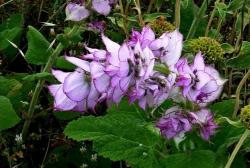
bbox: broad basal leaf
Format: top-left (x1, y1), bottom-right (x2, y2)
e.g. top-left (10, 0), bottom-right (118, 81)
top-left (64, 113), bottom-right (164, 168)
top-left (0, 96), bottom-right (20, 132)
top-left (165, 150), bottom-right (216, 168)
top-left (25, 26), bottom-right (52, 65)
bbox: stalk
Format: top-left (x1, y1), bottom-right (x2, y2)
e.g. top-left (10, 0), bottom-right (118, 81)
top-left (134, 0), bottom-right (144, 27)
top-left (205, 0), bottom-right (218, 36)
top-left (119, 0), bottom-right (129, 39)
top-left (175, 0), bottom-right (181, 28)
top-left (232, 69), bottom-right (250, 119)
top-left (186, 0), bottom-right (211, 40)
top-left (225, 130), bottom-right (250, 168)
top-left (232, 0), bottom-right (247, 119)
top-left (147, 0), bottom-right (155, 13)
top-left (21, 26), bottom-right (79, 142)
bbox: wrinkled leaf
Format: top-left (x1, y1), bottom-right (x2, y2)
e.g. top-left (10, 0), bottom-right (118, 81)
top-left (227, 41), bottom-right (250, 68)
top-left (0, 96), bottom-right (20, 132)
top-left (25, 26), bottom-right (52, 65)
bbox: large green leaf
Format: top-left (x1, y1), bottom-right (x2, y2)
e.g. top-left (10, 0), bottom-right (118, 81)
top-left (226, 41), bottom-right (250, 68)
top-left (0, 76), bottom-right (22, 96)
top-left (0, 14), bottom-right (23, 31)
top-left (64, 113), bottom-right (164, 168)
top-left (0, 27), bottom-right (22, 50)
top-left (0, 14), bottom-right (23, 59)
top-left (0, 96), bottom-right (20, 132)
top-left (209, 99), bottom-right (236, 117)
top-left (25, 26), bottom-right (52, 65)
top-left (165, 150), bottom-right (216, 168)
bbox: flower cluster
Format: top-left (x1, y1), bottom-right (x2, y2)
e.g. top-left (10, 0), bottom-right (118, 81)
top-left (66, 0), bottom-right (116, 21)
top-left (48, 24), bottom-right (225, 140)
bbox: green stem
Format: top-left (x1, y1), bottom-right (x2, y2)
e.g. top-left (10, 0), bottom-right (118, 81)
top-left (147, 0), bottom-right (155, 13)
top-left (119, 0), bottom-right (129, 39)
top-left (225, 130), bottom-right (250, 168)
top-left (21, 25), bottom-right (79, 143)
top-left (134, 0), bottom-right (144, 27)
top-left (175, 0), bottom-right (181, 28)
top-left (205, 0), bottom-right (218, 36)
top-left (232, 69), bottom-right (250, 119)
top-left (186, 0), bottom-right (211, 40)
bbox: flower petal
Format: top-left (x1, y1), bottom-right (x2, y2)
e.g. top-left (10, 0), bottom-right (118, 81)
top-left (54, 85), bottom-right (77, 111)
top-left (92, 0), bottom-right (111, 16)
top-left (63, 70), bottom-right (89, 101)
top-left (51, 69), bottom-right (70, 83)
top-left (65, 56), bottom-right (90, 72)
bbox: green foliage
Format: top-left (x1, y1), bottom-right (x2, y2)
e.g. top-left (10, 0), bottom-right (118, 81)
top-left (209, 99), bottom-right (236, 117)
top-left (221, 43), bottom-right (235, 54)
top-left (143, 13), bottom-right (170, 23)
top-left (56, 27), bottom-right (82, 48)
top-left (22, 72), bottom-right (53, 81)
top-left (54, 57), bottom-right (76, 71)
top-left (180, 0), bottom-right (208, 38)
top-left (227, 41), bottom-right (250, 68)
top-left (25, 26), bottom-right (52, 65)
top-left (0, 96), bottom-right (20, 132)
top-left (0, 14), bottom-right (23, 59)
top-left (165, 150), bottom-right (216, 168)
top-left (227, 0), bottom-right (244, 11)
top-left (64, 111), bottom-right (164, 168)
top-left (54, 111), bottom-right (81, 121)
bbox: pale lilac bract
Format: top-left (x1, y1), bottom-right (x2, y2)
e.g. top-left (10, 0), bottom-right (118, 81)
top-left (65, 3), bottom-right (89, 21)
top-left (92, 0), bottom-right (111, 16)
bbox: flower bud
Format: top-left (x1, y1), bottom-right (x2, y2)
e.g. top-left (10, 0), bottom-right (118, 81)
top-left (184, 37), bottom-right (224, 64)
top-left (148, 16), bottom-right (175, 37)
top-left (240, 105), bottom-right (250, 129)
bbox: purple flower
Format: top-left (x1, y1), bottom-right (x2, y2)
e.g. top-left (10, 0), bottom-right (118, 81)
top-left (189, 109), bottom-right (218, 140)
top-left (48, 70), bottom-right (77, 111)
top-left (92, 0), bottom-right (111, 16)
top-left (156, 107), bottom-right (192, 139)
top-left (48, 55), bottom-right (112, 112)
top-left (65, 3), bottom-right (89, 21)
top-left (176, 52), bottom-right (226, 106)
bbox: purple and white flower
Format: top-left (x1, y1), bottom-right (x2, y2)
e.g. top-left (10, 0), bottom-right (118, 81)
top-left (176, 52), bottom-right (226, 107)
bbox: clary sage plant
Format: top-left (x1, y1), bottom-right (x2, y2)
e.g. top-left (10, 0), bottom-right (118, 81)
top-left (1, 0), bottom-right (250, 168)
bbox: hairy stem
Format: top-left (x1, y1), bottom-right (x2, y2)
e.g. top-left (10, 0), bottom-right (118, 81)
top-left (175, 0), bottom-right (181, 28)
top-left (232, 69), bottom-right (250, 119)
top-left (225, 130), bottom-right (250, 168)
top-left (186, 0), bottom-right (211, 40)
top-left (147, 0), bottom-right (155, 13)
top-left (205, 0), bottom-right (218, 36)
top-left (134, 0), bottom-right (144, 27)
top-left (119, 0), bottom-right (129, 39)
top-left (21, 26), bottom-right (79, 142)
